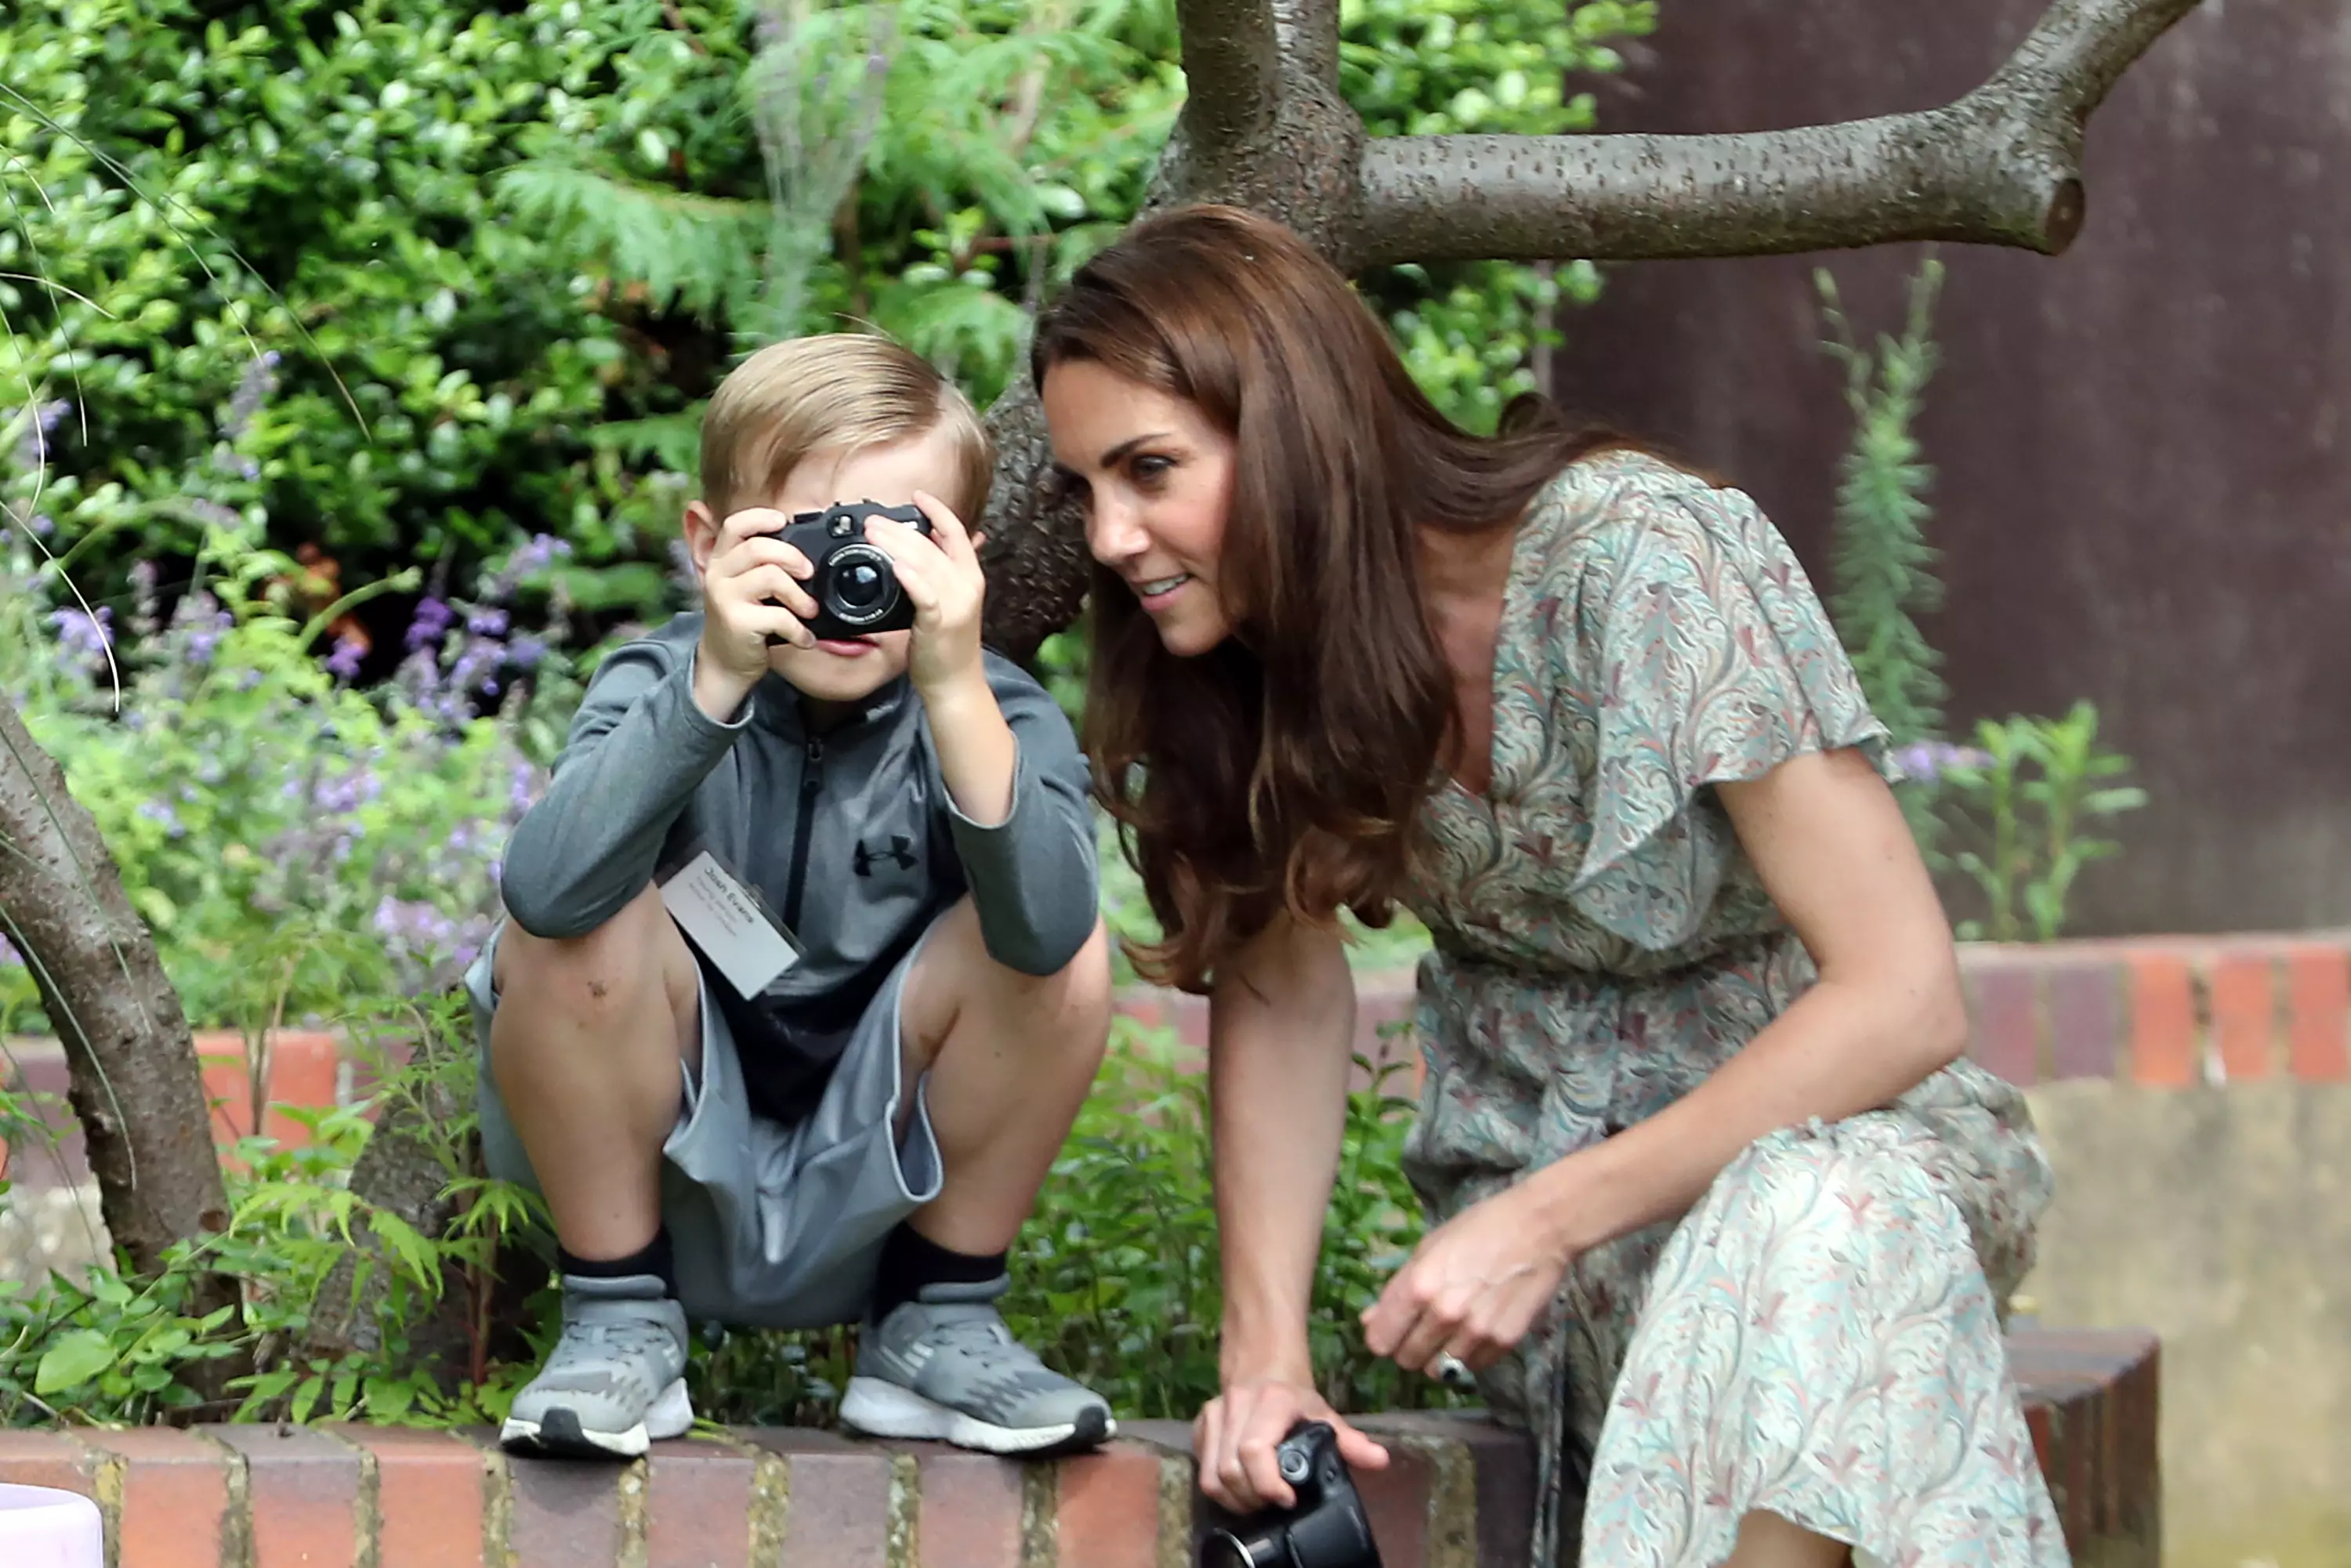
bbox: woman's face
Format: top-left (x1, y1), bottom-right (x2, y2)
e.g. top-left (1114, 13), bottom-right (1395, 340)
top-left (1041, 358), bottom-right (1237, 657)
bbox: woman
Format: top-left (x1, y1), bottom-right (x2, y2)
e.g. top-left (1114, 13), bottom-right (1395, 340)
top-left (1033, 204), bottom-right (2063, 1568)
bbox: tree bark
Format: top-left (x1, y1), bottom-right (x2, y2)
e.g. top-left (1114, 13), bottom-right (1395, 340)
top-left (0, 695), bottom-right (241, 1338)
top-left (299, 1041), bottom-right (537, 1384)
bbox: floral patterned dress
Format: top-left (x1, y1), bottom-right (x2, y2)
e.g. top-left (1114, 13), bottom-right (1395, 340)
top-left (1397, 451), bottom-right (2067, 1567)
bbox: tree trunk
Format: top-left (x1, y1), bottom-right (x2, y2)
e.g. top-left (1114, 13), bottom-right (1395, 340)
top-left (0, 693), bottom-right (244, 1392)
top-left (300, 1039), bottom-right (537, 1385)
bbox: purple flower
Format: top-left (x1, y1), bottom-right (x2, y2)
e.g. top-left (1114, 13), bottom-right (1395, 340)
top-left (325, 634), bottom-right (366, 683)
top-left (49, 605), bottom-right (113, 661)
top-left (9, 400), bottom-right (67, 478)
top-left (1895, 741), bottom-right (1997, 784)
top-left (406, 596), bottom-right (454, 654)
top-left (508, 635), bottom-right (548, 670)
top-left (466, 607), bottom-right (509, 638)
top-left (138, 799), bottom-right (186, 838)
top-left (220, 352), bottom-right (281, 444)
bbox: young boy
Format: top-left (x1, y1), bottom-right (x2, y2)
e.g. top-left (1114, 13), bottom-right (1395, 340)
top-left (467, 335), bottom-right (1114, 1460)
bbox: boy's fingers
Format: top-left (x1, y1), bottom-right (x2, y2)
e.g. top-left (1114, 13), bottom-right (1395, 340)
top-left (741, 604), bottom-right (813, 648)
top-left (909, 491), bottom-right (977, 564)
top-left (735, 564), bottom-right (820, 620)
top-left (723, 535), bottom-right (813, 580)
top-left (718, 507), bottom-right (792, 555)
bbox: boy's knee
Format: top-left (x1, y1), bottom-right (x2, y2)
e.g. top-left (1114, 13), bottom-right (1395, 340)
top-left (493, 885), bottom-right (684, 1034)
top-left (1023, 918), bottom-right (1114, 1045)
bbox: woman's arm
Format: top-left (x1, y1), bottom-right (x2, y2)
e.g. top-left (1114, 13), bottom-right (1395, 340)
top-left (1197, 912), bottom-right (1392, 1510)
top-left (1549, 745), bottom-right (1966, 1248)
top-left (1364, 746), bottom-right (1967, 1374)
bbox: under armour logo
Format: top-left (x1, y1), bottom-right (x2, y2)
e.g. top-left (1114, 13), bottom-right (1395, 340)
top-left (853, 835), bottom-right (917, 877)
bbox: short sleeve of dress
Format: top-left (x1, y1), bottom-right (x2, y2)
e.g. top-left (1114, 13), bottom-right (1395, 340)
top-left (1557, 471), bottom-right (1898, 949)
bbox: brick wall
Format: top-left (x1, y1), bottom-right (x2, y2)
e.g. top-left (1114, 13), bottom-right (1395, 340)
top-left (0, 1328), bottom-right (2155, 1568)
top-left (8, 933), bottom-right (2347, 1193)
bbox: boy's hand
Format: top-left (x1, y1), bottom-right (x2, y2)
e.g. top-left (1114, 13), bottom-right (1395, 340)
top-left (865, 491), bottom-right (987, 699)
top-left (696, 508), bottom-right (821, 715)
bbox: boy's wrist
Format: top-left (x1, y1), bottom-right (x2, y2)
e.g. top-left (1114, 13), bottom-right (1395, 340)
top-left (690, 636), bottom-right (759, 722)
top-left (913, 661), bottom-right (994, 719)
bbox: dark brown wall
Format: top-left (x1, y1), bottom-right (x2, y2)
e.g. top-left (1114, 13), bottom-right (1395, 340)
top-left (1547, 0), bottom-right (2351, 935)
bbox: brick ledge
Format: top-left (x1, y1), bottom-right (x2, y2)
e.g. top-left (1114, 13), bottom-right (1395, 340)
top-left (0, 1328), bottom-right (2157, 1568)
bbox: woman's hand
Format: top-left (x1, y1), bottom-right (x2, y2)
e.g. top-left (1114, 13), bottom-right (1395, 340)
top-left (1361, 1178), bottom-right (1578, 1375)
top-left (1196, 1372), bottom-right (1389, 1515)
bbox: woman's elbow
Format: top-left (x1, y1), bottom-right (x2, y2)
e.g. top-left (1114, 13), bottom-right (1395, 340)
top-left (1909, 962), bottom-right (1971, 1072)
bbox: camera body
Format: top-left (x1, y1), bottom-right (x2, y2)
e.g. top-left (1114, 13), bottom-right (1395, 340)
top-left (1201, 1422), bottom-right (1383, 1568)
top-left (760, 498), bottom-right (931, 644)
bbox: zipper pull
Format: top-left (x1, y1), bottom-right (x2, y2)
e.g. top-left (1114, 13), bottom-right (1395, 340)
top-left (804, 735), bottom-right (824, 783)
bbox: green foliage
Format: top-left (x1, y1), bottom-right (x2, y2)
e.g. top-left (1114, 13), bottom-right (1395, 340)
top-left (1932, 704), bottom-right (2148, 944)
top-left (2, 0), bottom-right (1654, 650)
top-left (0, 0), bottom-right (705, 625)
top-left (1818, 257), bottom-right (1947, 751)
top-left (0, 993), bottom-right (549, 1428)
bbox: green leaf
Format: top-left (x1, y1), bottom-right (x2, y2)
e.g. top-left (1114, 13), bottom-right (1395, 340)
top-left (36, 1329), bottom-right (120, 1394)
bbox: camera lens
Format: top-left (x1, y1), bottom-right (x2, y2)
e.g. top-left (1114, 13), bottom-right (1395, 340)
top-left (1201, 1528), bottom-right (1277, 1568)
top-left (822, 543), bottom-right (897, 625)
top-left (837, 560), bottom-right (886, 610)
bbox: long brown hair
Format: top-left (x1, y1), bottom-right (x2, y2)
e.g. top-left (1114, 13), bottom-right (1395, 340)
top-left (1031, 204), bottom-right (1634, 993)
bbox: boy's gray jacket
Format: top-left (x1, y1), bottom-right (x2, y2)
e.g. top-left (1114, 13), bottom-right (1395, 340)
top-left (499, 614), bottom-right (1098, 1121)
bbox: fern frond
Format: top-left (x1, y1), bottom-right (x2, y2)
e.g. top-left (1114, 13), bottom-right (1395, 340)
top-left (495, 163), bottom-right (769, 321)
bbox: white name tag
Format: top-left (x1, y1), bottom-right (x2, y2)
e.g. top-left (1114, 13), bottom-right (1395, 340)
top-left (659, 851), bottom-right (799, 998)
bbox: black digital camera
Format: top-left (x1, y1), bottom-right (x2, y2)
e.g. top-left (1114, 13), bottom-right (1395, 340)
top-left (1201, 1422), bottom-right (1384, 1568)
top-left (761, 498), bottom-right (931, 643)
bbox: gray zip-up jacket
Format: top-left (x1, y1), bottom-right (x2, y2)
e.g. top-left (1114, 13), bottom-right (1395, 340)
top-left (499, 614), bottom-right (1098, 1122)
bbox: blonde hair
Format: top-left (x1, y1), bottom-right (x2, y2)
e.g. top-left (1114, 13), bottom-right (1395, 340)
top-left (699, 335), bottom-right (994, 524)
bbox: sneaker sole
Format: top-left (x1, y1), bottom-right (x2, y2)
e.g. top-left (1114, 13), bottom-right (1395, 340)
top-left (500, 1378), bottom-right (693, 1460)
top-left (839, 1376), bottom-right (1114, 1457)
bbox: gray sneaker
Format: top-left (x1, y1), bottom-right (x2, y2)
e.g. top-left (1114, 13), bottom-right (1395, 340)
top-left (499, 1274), bottom-right (692, 1460)
top-left (839, 1277), bottom-right (1114, 1455)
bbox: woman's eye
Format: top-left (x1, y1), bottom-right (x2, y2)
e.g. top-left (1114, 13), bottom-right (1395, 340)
top-left (1131, 454), bottom-right (1173, 485)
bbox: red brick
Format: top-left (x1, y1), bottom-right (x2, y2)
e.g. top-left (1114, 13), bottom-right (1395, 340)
top-left (2210, 953), bottom-right (2277, 1081)
top-left (1347, 1432), bottom-right (1431, 1568)
top-left (908, 1446), bottom-right (1023, 1568)
top-left (2287, 943), bottom-right (2351, 1081)
top-left (0, 1428), bottom-right (100, 1500)
top-left (1966, 963), bottom-right (2041, 1085)
top-left (743, 1430), bottom-right (895, 1568)
top-left (645, 1438), bottom-right (758, 1568)
top-left (2044, 959), bottom-right (2124, 1080)
top-left (81, 1426), bottom-right (233, 1568)
top-left (197, 1030), bottom-right (341, 1155)
top-left (324, 1425), bottom-right (487, 1568)
top-left (1054, 1443), bottom-right (1166, 1568)
top-left (2126, 952), bottom-right (2197, 1086)
top-left (494, 1445), bottom-right (628, 1568)
top-left (211, 1425), bottom-right (364, 1568)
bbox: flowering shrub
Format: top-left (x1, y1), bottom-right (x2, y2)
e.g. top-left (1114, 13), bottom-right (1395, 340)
top-left (0, 387), bottom-right (576, 1028)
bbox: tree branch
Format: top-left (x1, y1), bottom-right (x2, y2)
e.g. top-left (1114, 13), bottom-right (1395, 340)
top-left (1350, 0), bottom-right (2203, 266)
top-left (1271, 0), bottom-right (1339, 88)
top-left (1176, 0), bottom-right (1282, 163)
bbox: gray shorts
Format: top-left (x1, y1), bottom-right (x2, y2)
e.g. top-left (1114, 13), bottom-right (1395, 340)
top-left (463, 914), bottom-right (945, 1331)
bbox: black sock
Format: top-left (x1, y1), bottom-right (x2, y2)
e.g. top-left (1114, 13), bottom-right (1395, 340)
top-left (871, 1223), bottom-right (1006, 1323)
top-left (558, 1227), bottom-right (676, 1298)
